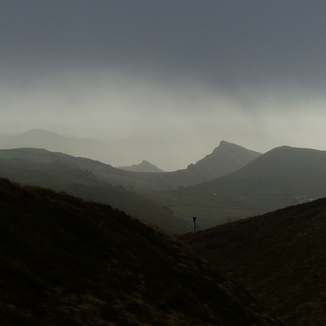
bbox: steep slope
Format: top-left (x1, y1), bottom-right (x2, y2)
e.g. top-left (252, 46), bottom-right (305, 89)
top-left (118, 160), bottom-right (164, 172)
top-left (0, 130), bottom-right (260, 184)
top-left (0, 178), bottom-right (281, 326)
top-left (190, 140), bottom-right (261, 180)
top-left (0, 141), bottom-right (261, 191)
top-left (166, 146), bottom-right (326, 228)
top-left (0, 152), bottom-right (187, 233)
top-left (180, 198), bottom-right (326, 325)
top-left (139, 140), bottom-right (261, 189)
top-left (218, 145), bottom-right (326, 196)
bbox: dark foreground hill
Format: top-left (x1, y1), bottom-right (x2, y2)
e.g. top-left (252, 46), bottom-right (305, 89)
top-left (0, 178), bottom-right (281, 326)
top-left (180, 198), bottom-right (326, 325)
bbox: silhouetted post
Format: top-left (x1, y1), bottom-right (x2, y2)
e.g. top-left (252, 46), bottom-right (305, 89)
top-left (193, 217), bottom-right (197, 233)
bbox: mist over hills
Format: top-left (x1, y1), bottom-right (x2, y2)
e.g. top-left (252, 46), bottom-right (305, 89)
top-left (0, 148), bottom-right (186, 233)
top-left (118, 160), bottom-right (164, 173)
top-left (138, 140), bottom-right (261, 190)
top-left (169, 145), bottom-right (326, 228)
top-left (0, 129), bottom-right (166, 171)
top-left (1, 129), bottom-right (244, 172)
top-left (180, 197), bottom-right (326, 325)
top-left (0, 137), bottom-right (261, 192)
top-left (0, 178), bottom-right (282, 325)
top-left (0, 140), bottom-right (261, 233)
top-left (2, 132), bottom-right (326, 232)
top-left (189, 140), bottom-right (261, 180)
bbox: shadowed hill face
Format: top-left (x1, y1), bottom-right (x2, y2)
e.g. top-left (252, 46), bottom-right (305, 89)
top-left (0, 154), bottom-right (187, 233)
top-left (168, 146), bottom-right (326, 228)
top-left (0, 145), bottom-right (264, 232)
top-left (0, 178), bottom-right (281, 325)
top-left (227, 146), bottom-right (326, 187)
top-left (0, 141), bottom-right (261, 191)
top-left (117, 160), bottom-right (164, 173)
top-left (180, 198), bottom-right (326, 325)
top-left (158, 140), bottom-right (261, 189)
top-left (189, 145), bottom-right (326, 195)
top-left (191, 140), bottom-right (261, 180)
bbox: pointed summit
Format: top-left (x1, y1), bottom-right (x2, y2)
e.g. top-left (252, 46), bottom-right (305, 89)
top-left (118, 160), bottom-right (164, 173)
top-left (191, 141), bottom-right (261, 180)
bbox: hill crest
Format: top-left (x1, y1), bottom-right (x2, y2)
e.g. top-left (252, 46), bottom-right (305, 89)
top-left (180, 197), bottom-right (326, 325)
top-left (0, 178), bottom-right (281, 325)
top-left (118, 160), bottom-right (164, 173)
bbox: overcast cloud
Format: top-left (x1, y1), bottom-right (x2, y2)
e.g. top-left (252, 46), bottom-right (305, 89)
top-left (1, 1), bottom-right (326, 170)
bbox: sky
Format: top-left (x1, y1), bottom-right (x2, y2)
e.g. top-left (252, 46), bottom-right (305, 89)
top-left (1, 1), bottom-right (326, 171)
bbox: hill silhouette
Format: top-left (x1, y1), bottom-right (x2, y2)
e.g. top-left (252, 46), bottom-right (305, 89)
top-left (168, 146), bottom-right (326, 228)
top-left (180, 198), bottom-right (326, 325)
top-left (189, 140), bottom-right (261, 180)
top-left (0, 149), bottom-right (187, 233)
top-left (137, 140), bottom-right (261, 190)
top-left (0, 137), bottom-right (261, 191)
top-left (118, 160), bottom-right (164, 172)
top-left (0, 178), bottom-right (281, 325)
top-left (0, 130), bottom-right (260, 176)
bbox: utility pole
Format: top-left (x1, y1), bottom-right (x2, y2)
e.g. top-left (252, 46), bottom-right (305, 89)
top-left (193, 217), bottom-right (197, 233)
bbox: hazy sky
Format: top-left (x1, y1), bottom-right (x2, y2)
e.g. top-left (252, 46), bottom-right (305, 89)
top-left (1, 1), bottom-right (326, 170)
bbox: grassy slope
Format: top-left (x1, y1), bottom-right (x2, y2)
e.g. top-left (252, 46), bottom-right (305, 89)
top-left (180, 198), bottom-right (326, 326)
top-left (161, 146), bottom-right (326, 229)
top-left (0, 158), bottom-right (187, 233)
top-left (0, 145), bottom-right (262, 232)
top-left (0, 178), bottom-right (281, 326)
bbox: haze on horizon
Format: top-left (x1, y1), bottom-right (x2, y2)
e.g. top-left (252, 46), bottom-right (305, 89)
top-left (1, 1), bottom-right (326, 171)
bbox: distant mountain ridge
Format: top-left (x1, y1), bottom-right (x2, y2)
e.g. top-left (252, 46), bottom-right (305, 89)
top-left (168, 145), bottom-right (326, 228)
top-left (0, 143), bottom-right (262, 232)
top-left (187, 140), bottom-right (261, 180)
top-left (0, 138), bottom-right (262, 191)
top-left (0, 148), bottom-right (186, 233)
top-left (0, 130), bottom-right (261, 186)
top-left (2, 144), bottom-right (326, 231)
top-left (127, 140), bottom-right (261, 190)
top-left (118, 160), bottom-right (164, 173)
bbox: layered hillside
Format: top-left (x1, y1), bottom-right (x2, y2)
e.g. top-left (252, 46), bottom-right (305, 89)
top-left (168, 146), bottom-right (326, 228)
top-left (190, 140), bottom-right (261, 180)
top-left (0, 150), bottom-right (186, 233)
top-left (0, 178), bottom-right (281, 325)
top-left (0, 140), bottom-right (261, 191)
top-left (189, 145), bottom-right (326, 198)
top-left (118, 160), bottom-right (164, 172)
top-left (139, 140), bottom-right (261, 189)
top-left (180, 198), bottom-right (326, 325)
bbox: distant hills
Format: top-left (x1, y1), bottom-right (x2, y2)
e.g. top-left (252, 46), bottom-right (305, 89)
top-left (2, 133), bottom-right (326, 232)
top-left (0, 129), bottom-right (165, 170)
top-left (118, 160), bottom-right (164, 173)
top-left (0, 130), bottom-right (262, 190)
top-left (0, 148), bottom-right (186, 233)
top-left (0, 178), bottom-right (282, 325)
top-left (180, 197), bottom-right (326, 325)
top-left (0, 141), bottom-right (262, 232)
top-left (188, 140), bottom-right (261, 180)
top-left (134, 140), bottom-right (261, 190)
top-left (166, 145), bottom-right (326, 228)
